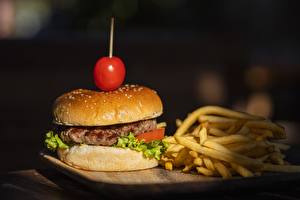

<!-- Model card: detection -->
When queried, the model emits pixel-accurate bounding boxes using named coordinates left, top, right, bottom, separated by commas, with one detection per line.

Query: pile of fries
left=161, top=106, right=300, bottom=178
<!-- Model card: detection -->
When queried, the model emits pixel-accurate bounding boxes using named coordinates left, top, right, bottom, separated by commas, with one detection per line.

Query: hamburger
left=44, top=84, right=168, bottom=171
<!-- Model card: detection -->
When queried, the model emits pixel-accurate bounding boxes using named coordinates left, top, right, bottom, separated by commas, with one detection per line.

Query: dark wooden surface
left=2, top=169, right=300, bottom=200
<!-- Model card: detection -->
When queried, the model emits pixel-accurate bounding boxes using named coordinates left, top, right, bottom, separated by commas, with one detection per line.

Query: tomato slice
left=136, top=128, right=165, bottom=143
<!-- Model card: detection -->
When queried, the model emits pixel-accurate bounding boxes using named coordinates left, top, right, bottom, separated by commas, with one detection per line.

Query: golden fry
left=175, top=136, right=263, bottom=169
left=263, top=164, right=300, bottom=173
left=245, top=120, right=286, bottom=139
left=226, top=142, right=256, bottom=153
left=165, top=162, right=173, bottom=170
left=182, top=164, right=194, bottom=173
left=251, top=128, right=273, bottom=135
left=226, top=120, right=247, bottom=134
left=174, top=148, right=189, bottom=167
left=209, top=128, right=228, bottom=136
left=183, top=136, right=199, bottom=143
left=163, top=136, right=176, bottom=144
left=203, top=140, right=231, bottom=153
left=166, top=144, right=185, bottom=153
left=175, top=106, right=263, bottom=136
left=176, top=119, right=182, bottom=127
left=171, top=153, right=178, bottom=158
left=164, top=135, right=198, bottom=144
left=199, top=127, right=208, bottom=145
left=237, top=126, right=250, bottom=135
left=203, top=157, right=215, bottom=171
left=161, top=156, right=174, bottom=162
left=244, top=147, right=270, bottom=158
left=207, top=122, right=232, bottom=130
left=208, top=135, right=251, bottom=145
left=257, top=154, right=271, bottom=162
left=207, top=135, right=217, bottom=140
left=252, top=129, right=273, bottom=141
left=270, top=152, right=284, bottom=165
left=194, top=157, right=203, bottom=166
left=266, top=141, right=290, bottom=151
left=192, top=125, right=201, bottom=137
left=230, top=163, right=253, bottom=177
left=196, top=167, right=215, bottom=176
left=214, top=161, right=232, bottom=179
left=198, top=115, right=236, bottom=123
left=189, top=151, right=198, bottom=158
left=157, top=122, right=167, bottom=128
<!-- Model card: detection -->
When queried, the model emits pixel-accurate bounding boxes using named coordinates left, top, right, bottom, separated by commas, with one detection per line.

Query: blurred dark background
left=0, top=0, right=300, bottom=172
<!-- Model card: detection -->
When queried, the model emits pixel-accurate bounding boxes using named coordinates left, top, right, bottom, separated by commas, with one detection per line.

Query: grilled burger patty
left=60, top=119, right=157, bottom=146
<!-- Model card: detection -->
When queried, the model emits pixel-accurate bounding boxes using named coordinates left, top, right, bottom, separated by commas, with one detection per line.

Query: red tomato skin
left=136, top=128, right=165, bottom=143
left=93, top=56, right=126, bottom=91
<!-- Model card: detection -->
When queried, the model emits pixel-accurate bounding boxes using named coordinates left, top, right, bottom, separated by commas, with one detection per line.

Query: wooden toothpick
left=109, top=17, right=114, bottom=58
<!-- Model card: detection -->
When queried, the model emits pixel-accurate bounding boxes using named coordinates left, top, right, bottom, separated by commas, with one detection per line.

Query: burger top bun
left=53, top=85, right=163, bottom=126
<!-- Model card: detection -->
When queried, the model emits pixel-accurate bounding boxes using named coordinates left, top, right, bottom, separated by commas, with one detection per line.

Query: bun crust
left=53, top=85, right=163, bottom=126
left=57, top=145, right=158, bottom=171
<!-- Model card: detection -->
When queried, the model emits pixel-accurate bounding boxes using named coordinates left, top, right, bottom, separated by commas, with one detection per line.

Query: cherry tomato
left=93, top=56, right=126, bottom=91
left=136, top=128, right=165, bottom=143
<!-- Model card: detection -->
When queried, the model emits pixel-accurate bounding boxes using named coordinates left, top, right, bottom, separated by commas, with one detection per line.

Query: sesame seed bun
left=57, top=145, right=158, bottom=171
left=53, top=85, right=163, bottom=126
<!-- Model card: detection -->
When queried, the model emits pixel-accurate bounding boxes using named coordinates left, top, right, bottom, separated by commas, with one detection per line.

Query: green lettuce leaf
left=115, top=133, right=169, bottom=160
left=44, top=131, right=69, bottom=151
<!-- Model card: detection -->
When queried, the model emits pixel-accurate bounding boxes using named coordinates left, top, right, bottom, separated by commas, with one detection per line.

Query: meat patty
left=60, top=119, right=157, bottom=146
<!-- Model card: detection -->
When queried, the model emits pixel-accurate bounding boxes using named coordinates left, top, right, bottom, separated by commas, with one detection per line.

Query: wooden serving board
left=40, top=151, right=300, bottom=198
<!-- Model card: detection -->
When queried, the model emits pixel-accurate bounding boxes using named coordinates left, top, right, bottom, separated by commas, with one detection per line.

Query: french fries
left=263, top=164, right=300, bottom=173
left=165, top=162, right=173, bottom=170
left=161, top=106, right=300, bottom=179
left=214, top=161, right=232, bottom=179
left=199, top=115, right=237, bottom=124
left=176, top=136, right=263, bottom=169
left=203, top=157, right=215, bottom=171
left=209, top=128, right=228, bottom=137
left=208, top=135, right=251, bottom=145
left=226, top=142, right=256, bottom=153
left=196, top=167, right=214, bottom=176
left=174, top=106, right=264, bottom=137
left=230, top=163, right=253, bottom=177
left=199, top=127, right=208, bottom=145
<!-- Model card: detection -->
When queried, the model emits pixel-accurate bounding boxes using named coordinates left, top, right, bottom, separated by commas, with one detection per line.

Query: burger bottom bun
left=57, top=145, right=158, bottom=171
